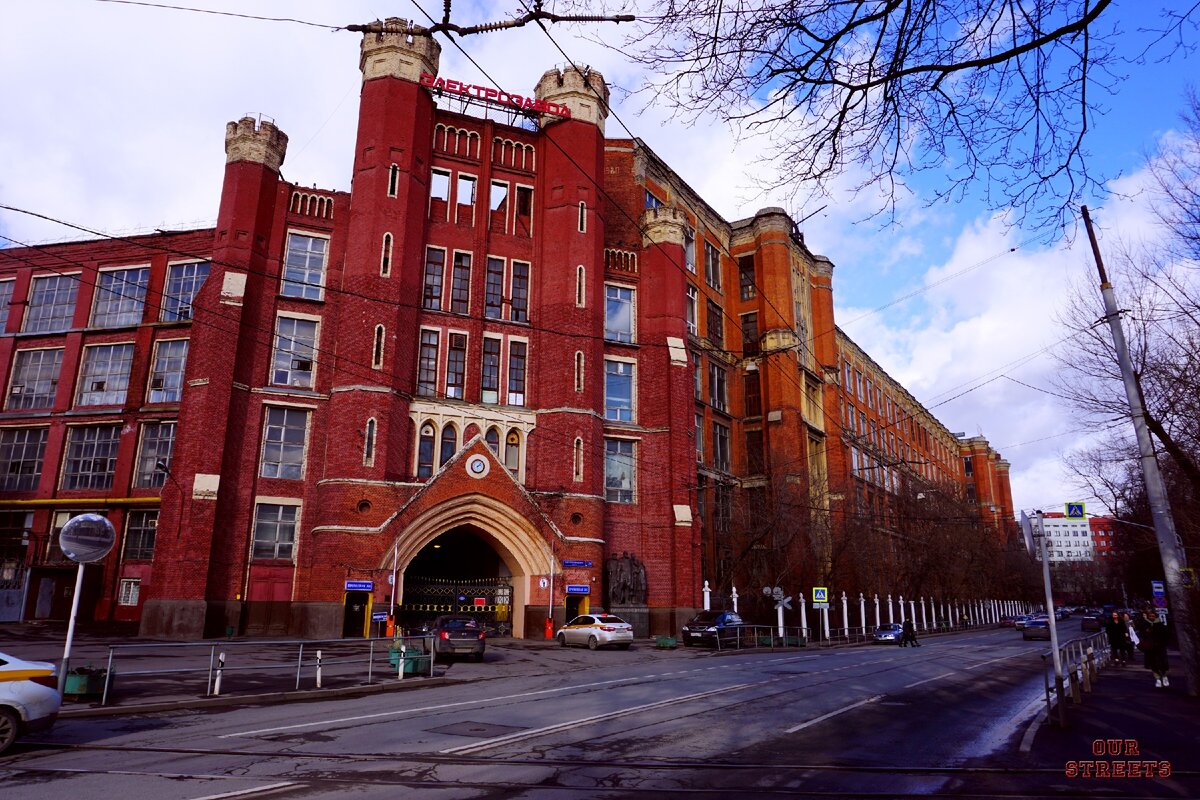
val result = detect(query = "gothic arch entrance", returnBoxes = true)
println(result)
[383,495,554,639]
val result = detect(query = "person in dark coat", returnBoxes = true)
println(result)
[1104,611,1131,666]
[1134,608,1170,688]
[900,618,920,647]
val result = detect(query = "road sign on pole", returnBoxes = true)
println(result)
[1065,503,1086,519]
[813,587,828,604]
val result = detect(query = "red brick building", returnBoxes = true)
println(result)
[0,22,1013,638]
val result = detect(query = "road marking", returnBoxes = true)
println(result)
[440,681,764,755]
[189,783,298,800]
[904,671,956,688]
[965,652,1030,670]
[785,695,883,734]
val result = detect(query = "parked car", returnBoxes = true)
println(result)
[557,614,634,650]
[0,652,60,754]
[680,610,745,647]
[1013,615,1032,630]
[872,623,904,644]
[430,615,486,661]
[999,615,1017,627]
[1022,619,1052,640]
[1080,614,1104,632]
[1054,608,1071,620]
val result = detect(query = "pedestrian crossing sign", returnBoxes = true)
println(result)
[1065,502,1085,519]
[813,587,828,603]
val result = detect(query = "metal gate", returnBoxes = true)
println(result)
[400,576,512,627]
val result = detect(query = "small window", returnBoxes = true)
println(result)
[573,437,584,482]
[644,191,662,210]
[575,265,586,307]
[380,233,393,276]
[372,325,385,369]
[430,169,450,221]
[485,427,500,454]
[578,201,587,233]
[738,256,756,300]
[364,418,376,466]
[708,364,727,412]
[685,285,697,334]
[117,578,141,606]
[440,424,457,467]
[504,429,520,475]
[706,300,723,348]
[387,164,400,197]
[417,422,436,478]
[574,351,584,393]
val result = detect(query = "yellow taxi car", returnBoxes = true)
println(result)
[1,652,61,754]
[555,614,634,650]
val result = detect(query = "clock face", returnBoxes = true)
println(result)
[466,455,489,478]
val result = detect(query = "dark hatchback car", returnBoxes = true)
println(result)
[430,615,486,661]
[681,610,745,647]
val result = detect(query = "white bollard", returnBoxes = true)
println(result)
[874,594,880,629]
[841,592,849,638]
[703,580,711,611]
[731,585,739,613]
[799,593,808,640]
[859,593,867,636]
[316,649,323,689]
[899,595,906,623]
[398,644,406,680]
[887,594,894,624]
[214,652,225,696]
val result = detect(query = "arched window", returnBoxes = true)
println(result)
[417,422,436,478]
[575,265,585,307]
[574,351,584,393]
[485,427,500,455]
[372,325,385,369]
[380,233,393,276]
[573,437,583,482]
[363,418,377,466]
[439,424,457,467]
[505,429,521,475]
[387,164,399,198]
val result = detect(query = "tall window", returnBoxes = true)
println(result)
[685,285,698,334]
[574,351,584,393]
[134,421,176,488]
[481,338,501,403]
[446,333,467,399]
[260,407,309,480]
[0,428,48,491]
[271,317,317,388]
[430,169,450,221]
[439,424,457,467]
[372,325,385,369]
[485,427,500,454]
[573,437,584,482]
[485,258,504,319]
[387,163,400,197]
[704,242,721,291]
[741,312,759,356]
[148,339,188,403]
[694,412,705,462]
[7,348,63,410]
[77,343,134,406]
[575,265,586,307]
[693,355,702,400]
[450,253,471,313]
[684,227,696,273]
[0,280,14,330]
[92,267,149,327]
[417,330,439,396]
[24,274,78,333]
[417,422,436,478]
[604,285,634,343]
[511,261,529,322]
[490,180,509,233]
[706,300,723,347]
[252,503,297,560]
[508,341,527,406]
[123,510,158,561]
[504,429,521,475]
[744,373,762,417]
[380,233,393,276]
[713,422,730,472]
[281,233,328,300]
[605,360,634,421]
[62,424,121,490]
[708,363,727,412]
[162,261,209,321]
[738,256,757,300]
[363,418,376,466]
[119,579,141,605]
[515,186,533,235]
[604,439,635,503]
[456,174,477,224]
[746,429,765,473]
[578,201,587,232]
[423,248,445,310]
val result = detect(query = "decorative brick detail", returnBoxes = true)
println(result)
[224,116,288,172]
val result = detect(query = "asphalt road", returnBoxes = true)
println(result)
[1,623,1165,799]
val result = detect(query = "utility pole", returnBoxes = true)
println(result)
[1081,205,1198,696]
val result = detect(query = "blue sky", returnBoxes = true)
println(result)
[1,0,1196,517]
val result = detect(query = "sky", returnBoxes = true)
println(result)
[1,0,1196,519]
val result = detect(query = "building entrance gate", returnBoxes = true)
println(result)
[399,576,512,630]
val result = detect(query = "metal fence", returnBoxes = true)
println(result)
[96,634,435,706]
[1040,631,1111,727]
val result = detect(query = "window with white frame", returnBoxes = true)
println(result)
[430,169,450,219]
[380,233,393,277]
[252,503,298,560]
[704,241,721,291]
[417,422,436,478]
[604,439,635,503]
[573,437,584,482]
[644,190,663,210]
[446,333,466,399]
[134,421,175,489]
[92,267,149,327]
[484,258,504,319]
[450,253,471,313]
[481,337,501,404]
[489,180,509,232]
[708,363,727,412]
[0,279,13,330]
[7,348,63,410]
[372,325,385,369]
[363,418,376,466]
[439,424,457,467]
[387,163,400,197]
[684,227,696,273]
[511,261,529,322]
[77,343,134,406]
[417,330,439,397]
[515,186,533,235]
[575,266,586,307]
[685,285,697,334]
[62,424,121,490]
[604,359,634,422]
[508,341,527,406]
[271,316,317,388]
[604,285,634,343]
[260,407,309,480]
[147,339,187,403]
[281,233,328,300]
[24,274,79,333]
[123,510,158,561]
[117,578,141,606]
[694,413,704,462]
[423,248,445,310]
[0,427,49,491]
[162,261,209,321]
[713,422,730,472]
[574,351,584,393]
[456,174,477,224]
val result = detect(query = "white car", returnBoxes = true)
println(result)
[0,652,61,754]
[556,614,634,650]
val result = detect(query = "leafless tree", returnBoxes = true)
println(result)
[571,0,1198,228]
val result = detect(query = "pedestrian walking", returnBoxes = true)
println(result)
[1104,611,1131,666]
[1119,612,1137,664]
[1133,607,1170,688]
[900,618,920,647]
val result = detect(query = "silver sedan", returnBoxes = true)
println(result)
[556,614,634,650]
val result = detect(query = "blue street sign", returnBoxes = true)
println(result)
[562,560,594,568]
[371,611,388,622]
[565,584,590,595]
[1065,503,1085,519]
[1151,580,1165,597]
[345,580,373,591]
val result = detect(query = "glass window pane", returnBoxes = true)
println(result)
[92,267,150,327]
[281,233,327,300]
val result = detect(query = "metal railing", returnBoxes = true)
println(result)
[1040,631,1111,728]
[98,634,435,706]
